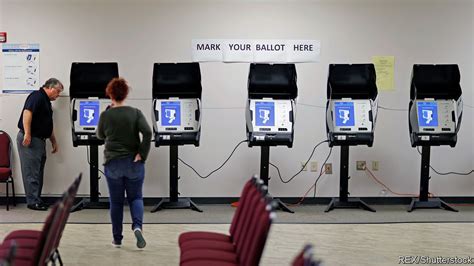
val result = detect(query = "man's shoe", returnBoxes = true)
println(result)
[111,240,122,248]
[134,228,146,249]
[27,203,48,211]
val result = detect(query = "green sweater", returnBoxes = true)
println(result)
[97,106,152,164]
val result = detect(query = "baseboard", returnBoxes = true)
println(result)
[1,196,473,206]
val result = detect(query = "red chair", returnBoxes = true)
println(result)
[0,240,16,266]
[2,174,82,266]
[0,202,63,266]
[292,244,322,266]
[180,199,275,266]
[0,130,16,210]
[179,177,258,247]
[179,178,275,266]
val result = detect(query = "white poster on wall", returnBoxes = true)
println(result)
[192,39,222,62]
[252,39,287,63]
[222,40,254,62]
[2,43,40,94]
[192,39,320,63]
[286,40,321,63]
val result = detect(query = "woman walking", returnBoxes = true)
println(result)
[97,77,152,248]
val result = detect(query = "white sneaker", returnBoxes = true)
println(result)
[133,228,146,249]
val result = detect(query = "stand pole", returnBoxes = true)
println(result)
[325,146,375,212]
[407,146,458,212]
[151,145,202,213]
[260,146,294,213]
[71,145,109,212]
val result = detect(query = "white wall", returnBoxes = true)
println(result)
[0,0,472,198]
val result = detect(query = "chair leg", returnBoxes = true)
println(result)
[57,250,64,266]
[6,181,9,211]
[10,177,16,206]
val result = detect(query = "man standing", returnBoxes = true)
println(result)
[17,78,63,211]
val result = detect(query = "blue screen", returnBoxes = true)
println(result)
[334,102,355,127]
[255,101,275,127]
[417,102,438,127]
[79,101,100,127]
[161,101,181,126]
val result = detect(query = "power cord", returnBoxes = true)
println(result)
[378,105,407,112]
[364,168,422,197]
[296,102,326,109]
[416,147,474,176]
[178,139,248,179]
[86,146,106,177]
[313,147,333,197]
[269,139,329,183]
[286,146,333,206]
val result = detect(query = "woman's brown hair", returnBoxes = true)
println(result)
[106,77,129,102]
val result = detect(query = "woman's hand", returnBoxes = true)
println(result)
[134,153,142,162]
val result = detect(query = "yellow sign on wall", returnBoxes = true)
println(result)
[372,56,395,91]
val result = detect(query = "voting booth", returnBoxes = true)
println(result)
[325,64,378,212]
[407,64,463,212]
[151,62,202,212]
[246,63,297,213]
[70,62,118,211]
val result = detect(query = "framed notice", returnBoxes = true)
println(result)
[2,43,40,93]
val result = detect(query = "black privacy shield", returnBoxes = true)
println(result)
[327,64,377,100]
[70,62,119,99]
[152,62,202,99]
[410,64,461,100]
[248,63,297,100]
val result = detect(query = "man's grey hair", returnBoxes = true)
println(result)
[42,78,63,91]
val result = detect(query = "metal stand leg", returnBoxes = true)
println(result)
[71,145,109,212]
[325,146,375,213]
[260,146,294,213]
[408,198,458,212]
[407,146,457,212]
[151,145,202,213]
[325,197,376,212]
[11,178,16,206]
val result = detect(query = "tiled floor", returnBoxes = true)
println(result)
[0,222,473,265]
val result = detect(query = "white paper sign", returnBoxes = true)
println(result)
[2,43,40,93]
[286,40,321,63]
[252,40,287,63]
[192,39,320,63]
[222,40,253,62]
[192,39,222,62]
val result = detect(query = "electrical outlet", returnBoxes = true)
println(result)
[301,162,308,171]
[372,161,379,171]
[356,161,366,170]
[310,161,318,172]
[324,163,332,174]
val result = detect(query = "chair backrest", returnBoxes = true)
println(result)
[237,194,268,260]
[52,174,82,251]
[241,200,275,266]
[233,180,264,252]
[37,201,65,266]
[229,177,257,236]
[38,174,82,265]
[29,202,63,266]
[0,130,12,167]
[234,182,269,261]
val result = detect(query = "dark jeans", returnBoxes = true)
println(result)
[16,131,46,205]
[104,156,145,243]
